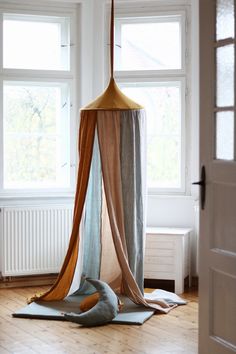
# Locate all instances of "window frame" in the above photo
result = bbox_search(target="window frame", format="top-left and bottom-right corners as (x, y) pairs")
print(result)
(3, 13), (71, 71)
(115, 13), (186, 74)
(112, 7), (189, 195)
(118, 77), (186, 194)
(0, 3), (78, 197)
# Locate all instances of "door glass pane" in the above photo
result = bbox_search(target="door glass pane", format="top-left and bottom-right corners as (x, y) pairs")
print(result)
(216, 44), (234, 107)
(216, 111), (234, 160)
(115, 18), (181, 71)
(3, 14), (70, 70)
(3, 82), (70, 189)
(216, 0), (235, 40)
(119, 82), (182, 189)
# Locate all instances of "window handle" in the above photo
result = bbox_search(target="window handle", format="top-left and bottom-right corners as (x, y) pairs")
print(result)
(192, 166), (206, 210)
(61, 43), (75, 47)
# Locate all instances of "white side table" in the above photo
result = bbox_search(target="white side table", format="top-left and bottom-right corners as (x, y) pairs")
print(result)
(144, 227), (192, 294)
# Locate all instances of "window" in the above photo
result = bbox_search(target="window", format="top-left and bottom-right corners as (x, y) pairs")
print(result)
(0, 7), (76, 195)
(115, 12), (187, 193)
(4, 82), (70, 189)
(121, 82), (183, 189)
(115, 17), (182, 71)
(3, 14), (70, 70)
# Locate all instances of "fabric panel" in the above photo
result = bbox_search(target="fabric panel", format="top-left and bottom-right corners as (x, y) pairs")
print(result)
(75, 133), (102, 295)
(120, 110), (145, 293)
(99, 186), (122, 290)
(97, 110), (128, 254)
(97, 111), (144, 303)
(67, 214), (85, 296)
(31, 110), (97, 302)
(97, 110), (173, 313)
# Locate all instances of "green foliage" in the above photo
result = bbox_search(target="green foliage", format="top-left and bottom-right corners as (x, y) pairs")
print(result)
(123, 84), (181, 188)
(4, 85), (60, 186)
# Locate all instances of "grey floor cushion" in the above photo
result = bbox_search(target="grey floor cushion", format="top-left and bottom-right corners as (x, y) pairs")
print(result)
(64, 278), (120, 326)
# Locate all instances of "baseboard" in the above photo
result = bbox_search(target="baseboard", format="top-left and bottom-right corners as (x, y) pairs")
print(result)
(0, 274), (199, 290)
(144, 276), (198, 292)
(0, 274), (58, 289)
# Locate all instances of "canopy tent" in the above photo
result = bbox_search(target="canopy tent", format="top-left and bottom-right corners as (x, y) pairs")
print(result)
(30, 0), (173, 314)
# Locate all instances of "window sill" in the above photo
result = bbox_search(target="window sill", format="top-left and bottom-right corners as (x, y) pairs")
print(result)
(0, 193), (75, 206)
(147, 193), (194, 200)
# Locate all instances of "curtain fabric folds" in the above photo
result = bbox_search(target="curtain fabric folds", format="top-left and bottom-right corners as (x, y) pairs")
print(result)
(31, 109), (173, 314)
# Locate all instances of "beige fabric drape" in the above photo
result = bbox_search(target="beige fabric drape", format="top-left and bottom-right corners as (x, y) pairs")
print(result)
(97, 111), (172, 313)
(99, 188), (121, 290)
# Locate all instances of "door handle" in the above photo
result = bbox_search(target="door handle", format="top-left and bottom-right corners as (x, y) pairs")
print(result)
(192, 166), (206, 210)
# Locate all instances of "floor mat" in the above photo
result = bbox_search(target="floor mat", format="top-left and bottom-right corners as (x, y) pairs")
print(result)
(13, 295), (155, 325)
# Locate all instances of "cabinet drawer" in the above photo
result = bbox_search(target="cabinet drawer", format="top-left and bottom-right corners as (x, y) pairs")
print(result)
(145, 239), (174, 249)
(144, 256), (174, 265)
(144, 271), (174, 280)
(144, 263), (174, 273)
(145, 248), (174, 257)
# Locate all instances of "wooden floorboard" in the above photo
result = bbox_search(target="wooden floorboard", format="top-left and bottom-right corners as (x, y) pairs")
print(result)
(0, 286), (198, 354)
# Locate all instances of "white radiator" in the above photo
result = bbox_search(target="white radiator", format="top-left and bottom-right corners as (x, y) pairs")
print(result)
(1, 205), (73, 276)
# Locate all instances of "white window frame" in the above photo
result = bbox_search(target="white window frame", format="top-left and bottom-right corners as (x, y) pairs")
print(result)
(115, 13), (186, 74)
(0, 3), (78, 198)
(111, 5), (190, 195)
(3, 13), (71, 71)
(118, 78), (186, 193)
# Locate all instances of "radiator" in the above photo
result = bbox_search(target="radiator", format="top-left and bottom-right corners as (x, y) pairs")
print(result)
(1, 205), (73, 276)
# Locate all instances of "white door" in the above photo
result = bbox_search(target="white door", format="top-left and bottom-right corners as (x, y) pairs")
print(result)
(199, 0), (236, 353)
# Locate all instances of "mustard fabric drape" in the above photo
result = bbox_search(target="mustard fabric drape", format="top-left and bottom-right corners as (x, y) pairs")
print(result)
(31, 111), (97, 302)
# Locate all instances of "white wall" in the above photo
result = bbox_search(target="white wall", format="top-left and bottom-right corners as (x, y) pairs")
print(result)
(147, 195), (199, 275)
(0, 0), (200, 277)
(147, 196), (195, 228)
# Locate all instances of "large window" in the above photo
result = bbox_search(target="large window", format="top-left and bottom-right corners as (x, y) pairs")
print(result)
(115, 12), (188, 193)
(0, 7), (76, 194)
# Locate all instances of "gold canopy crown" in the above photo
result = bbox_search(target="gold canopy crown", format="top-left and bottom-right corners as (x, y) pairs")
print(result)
(82, 78), (143, 111)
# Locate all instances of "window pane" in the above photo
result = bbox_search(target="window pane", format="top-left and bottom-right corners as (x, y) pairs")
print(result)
(3, 14), (70, 70)
(216, 44), (234, 107)
(4, 83), (70, 189)
(216, 111), (234, 160)
(115, 18), (181, 71)
(216, 0), (235, 40)
(120, 83), (182, 189)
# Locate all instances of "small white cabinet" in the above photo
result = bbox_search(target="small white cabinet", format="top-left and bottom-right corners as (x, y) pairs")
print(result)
(144, 227), (192, 294)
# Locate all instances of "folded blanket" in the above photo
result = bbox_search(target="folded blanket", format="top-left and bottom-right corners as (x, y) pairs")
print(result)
(144, 289), (187, 306)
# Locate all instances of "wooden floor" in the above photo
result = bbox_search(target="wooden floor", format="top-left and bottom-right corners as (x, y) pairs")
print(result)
(0, 286), (198, 354)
